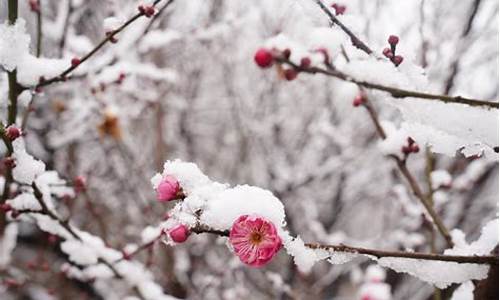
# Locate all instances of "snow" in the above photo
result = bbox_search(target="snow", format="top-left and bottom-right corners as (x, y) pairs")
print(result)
(358, 282), (392, 300)
(378, 121), (408, 159)
(33, 214), (73, 240)
(139, 30), (182, 52)
(17, 55), (68, 86)
(12, 139), (46, 184)
(141, 226), (163, 244)
(152, 160), (213, 193)
(103, 17), (122, 33)
(377, 257), (489, 289)
(431, 170), (452, 189)
(0, 223), (18, 268)
(451, 281), (474, 300)
(445, 218), (499, 256)
(0, 19), (67, 86)
(6, 193), (42, 211)
(0, 19), (30, 72)
(327, 250), (359, 265)
(61, 240), (99, 265)
(279, 231), (330, 273)
(365, 265), (386, 282)
(201, 185), (286, 230)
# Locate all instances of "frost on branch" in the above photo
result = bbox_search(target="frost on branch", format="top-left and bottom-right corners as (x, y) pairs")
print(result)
(377, 218), (498, 289)
(0, 223), (18, 268)
(12, 139), (46, 184)
(152, 160), (498, 285)
(152, 160), (349, 272)
(0, 19), (67, 85)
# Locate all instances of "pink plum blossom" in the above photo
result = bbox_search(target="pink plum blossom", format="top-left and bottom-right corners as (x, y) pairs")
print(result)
(229, 215), (282, 267)
(156, 175), (180, 202)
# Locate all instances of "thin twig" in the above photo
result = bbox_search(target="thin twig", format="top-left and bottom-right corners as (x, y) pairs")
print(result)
(277, 58), (498, 109)
(360, 97), (454, 247)
(312, 0), (373, 54)
(191, 225), (497, 265)
(33, 0), (172, 89)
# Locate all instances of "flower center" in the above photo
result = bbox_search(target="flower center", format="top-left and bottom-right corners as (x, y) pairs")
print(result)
(249, 231), (263, 244)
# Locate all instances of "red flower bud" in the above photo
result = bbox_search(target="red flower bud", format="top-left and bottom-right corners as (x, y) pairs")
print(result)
(74, 176), (86, 193)
(388, 35), (399, 46)
(402, 146), (412, 154)
(29, 0), (40, 13)
(284, 69), (298, 81)
(254, 48), (274, 68)
(71, 57), (81, 67)
(3, 157), (16, 169)
(169, 224), (190, 243)
(392, 55), (404, 66)
(331, 3), (346, 15)
(382, 48), (393, 58)
(139, 5), (155, 17)
(5, 126), (21, 141)
(1, 203), (12, 213)
(300, 57), (311, 68)
(353, 94), (366, 107)
(282, 48), (291, 59)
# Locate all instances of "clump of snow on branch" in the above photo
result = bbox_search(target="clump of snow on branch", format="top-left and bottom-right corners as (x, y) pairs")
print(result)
(445, 218), (499, 256)
(12, 139), (46, 184)
(431, 170), (452, 189)
(451, 281), (474, 300)
(378, 121), (408, 159)
(0, 223), (18, 268)
(377, 257), (488, 289)
(152, 160), (337, 272)
(0, 19), (67, 85)
(0, 19), (30, 71)
(377, 218), (498, 289)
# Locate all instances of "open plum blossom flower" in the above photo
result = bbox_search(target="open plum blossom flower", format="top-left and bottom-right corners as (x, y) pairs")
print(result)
(156, 175), (181, 202)
(229, 215), (282, 267)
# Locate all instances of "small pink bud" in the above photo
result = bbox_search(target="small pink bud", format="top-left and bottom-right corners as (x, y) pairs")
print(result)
(300, 57), (311, 68)
(282, 48), (291, 59)
(382, 48), (393, 58)
(353, 94), (366, 107)
(331, 3), (346, 15)
(71, 57), (81, 67)
(388, 35), (399, 46)
(3, 157), (16, 169)
(47, 234), (58, 244)
(407, 137), (415, 145)
(139, 5), (155, 17)
(5, 126), (21, 141)
(11, 209), (20, 219)
(314, 47), (330, 64)
(106, 32), (118, 43)
(402, 145), (412, 154)
(74, 176), (86, 193)
(29, 0), (40, 12)
(1, 203), (12, 213)
(284, 69), (298, 81)
(411, 144), (420, 153)
(121, 250), (131, 260)
(169, 224), (190, 243)
(392, 55), (404, 66)
(117, 73), (126, 84)
(156, 175), (181, 202)
(254, 48), (274, 68)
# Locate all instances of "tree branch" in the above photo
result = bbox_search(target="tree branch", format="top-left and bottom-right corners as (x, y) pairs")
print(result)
(190, 225), (497, 265)
(312, 0), (373, 55)
(33, 0), (174, 89)
(277, 58), (498, 109)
